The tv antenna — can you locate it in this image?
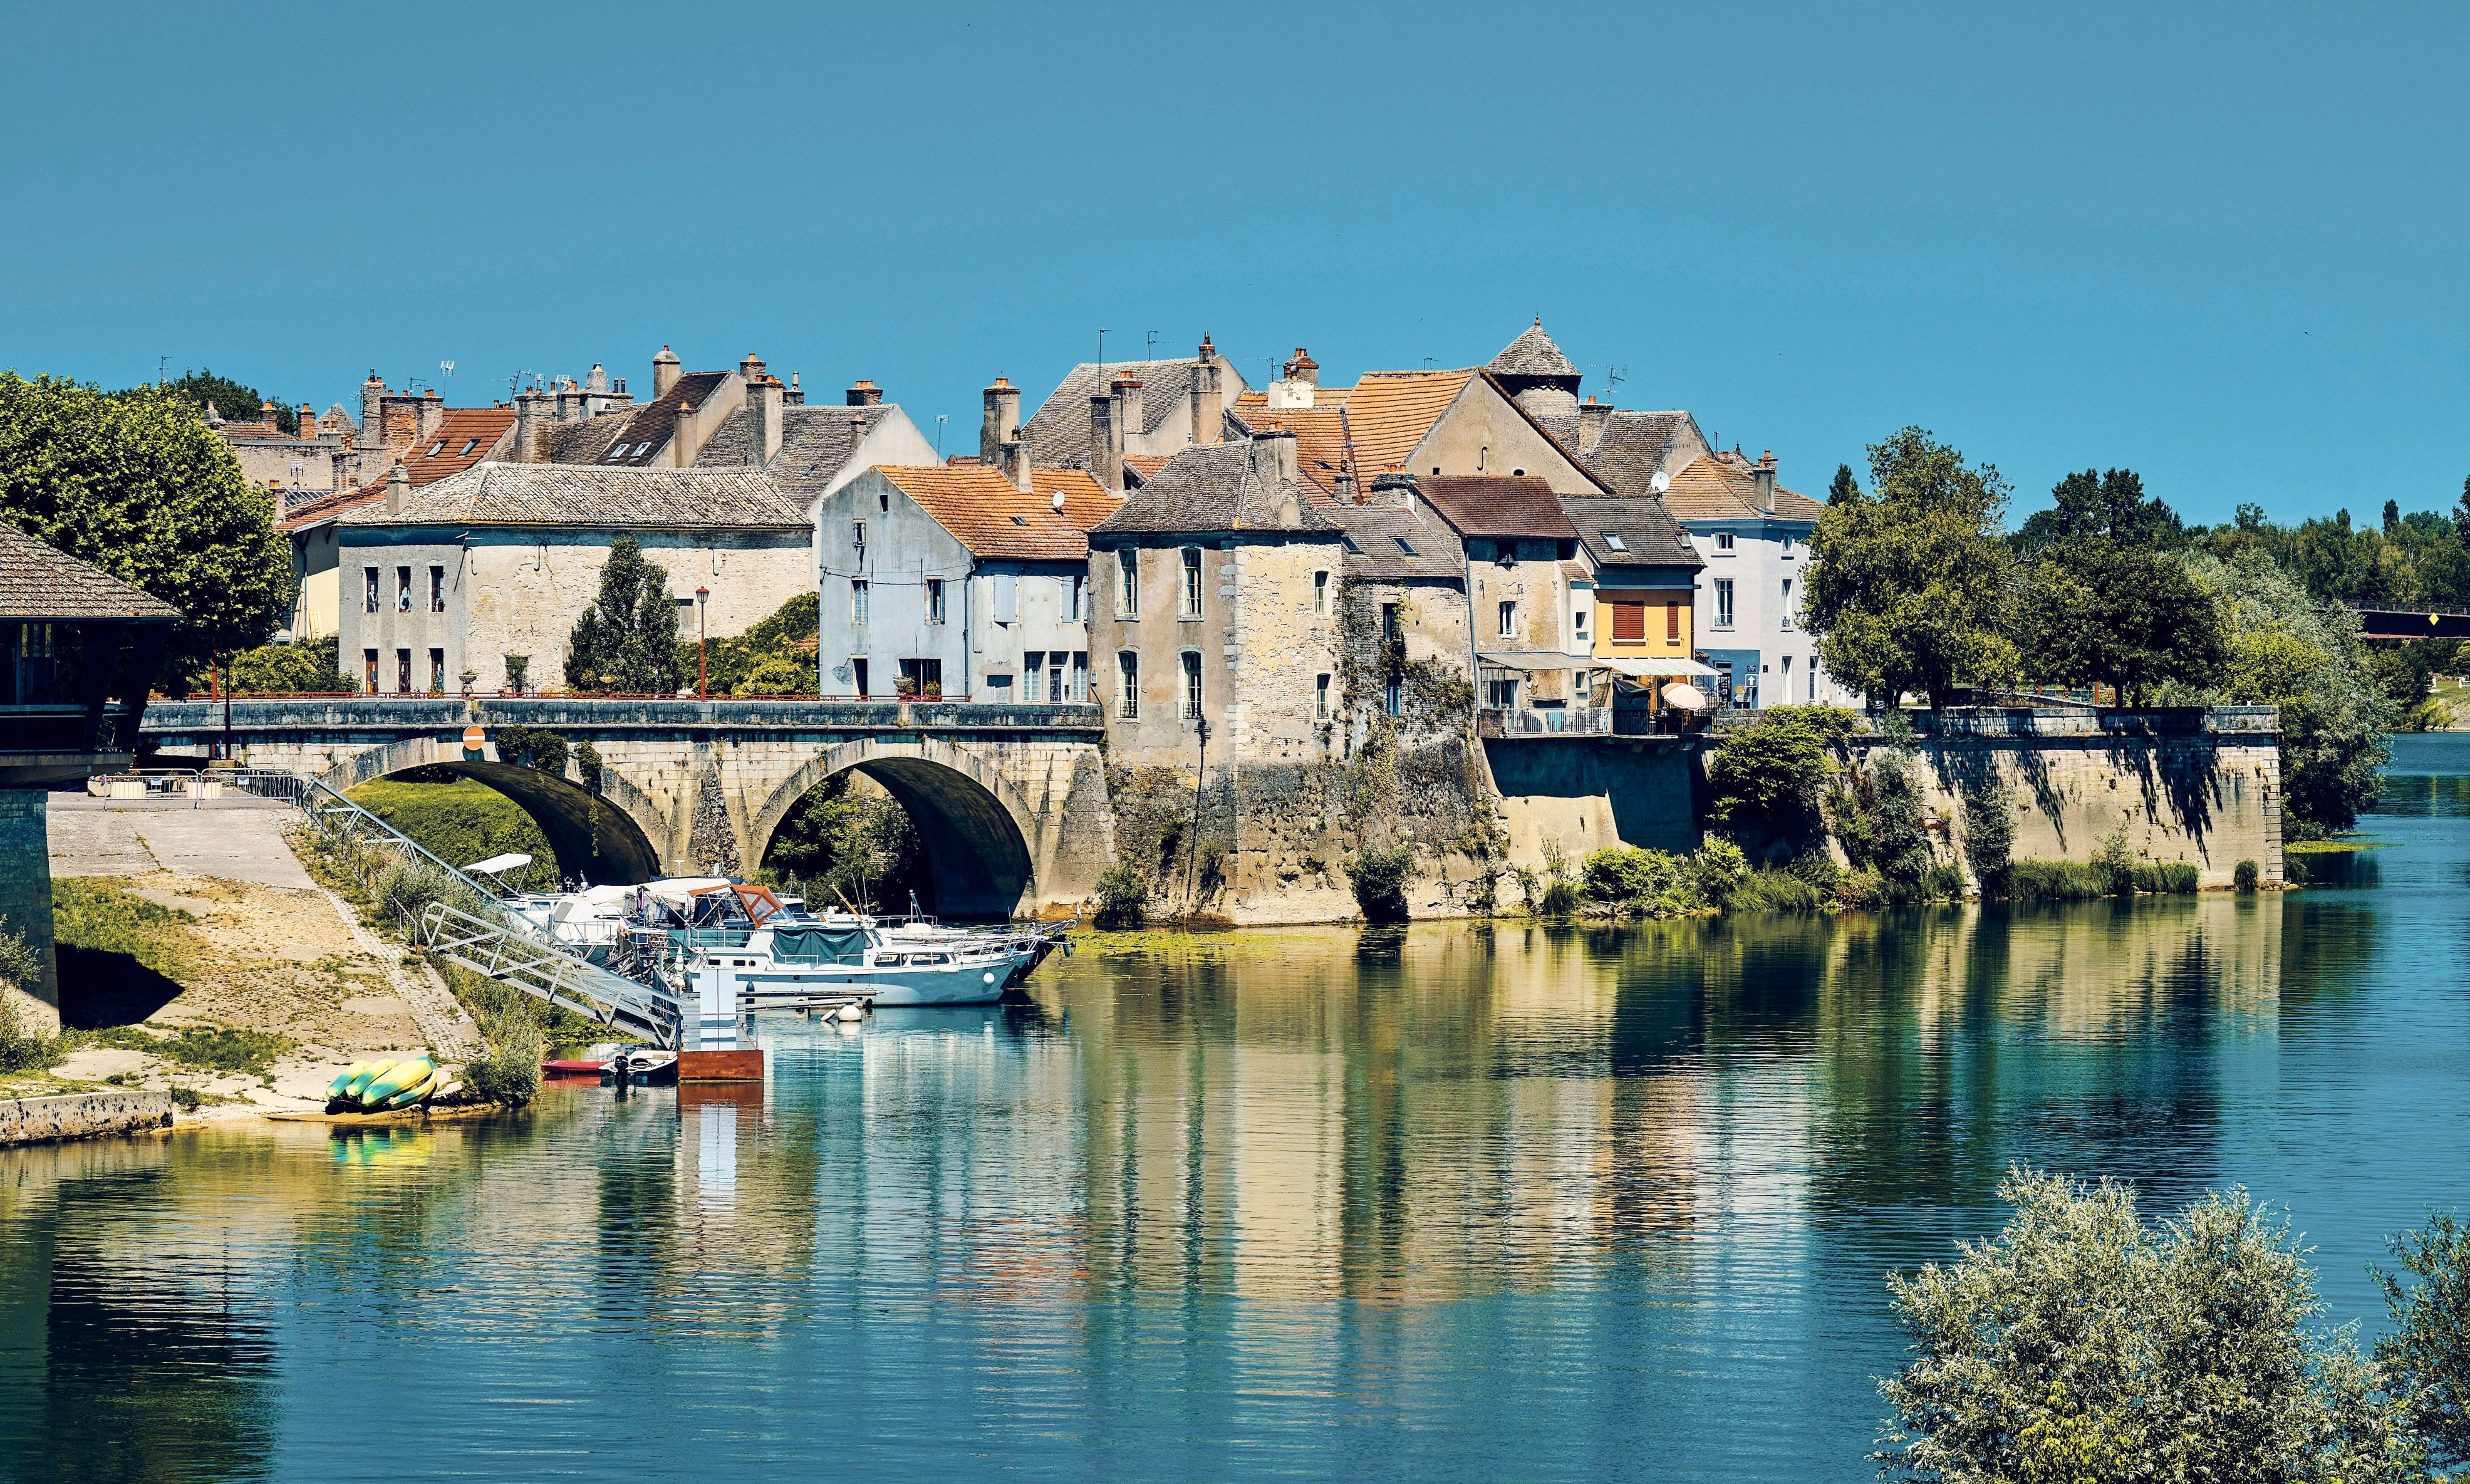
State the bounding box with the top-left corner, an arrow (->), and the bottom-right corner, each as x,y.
507,370 -> 533,402
934,413 -> 948,457
1145,329 -> 1159,362
440,360 -> 455,387
1592,363 -> 1627,402
1097,328 -> 1109,365
157,355 -> 169,385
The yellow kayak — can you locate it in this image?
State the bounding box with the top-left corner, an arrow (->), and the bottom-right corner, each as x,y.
361,1057 -> 435,1107
326,1061 -> 373,1101
343,1060 -> 397,1103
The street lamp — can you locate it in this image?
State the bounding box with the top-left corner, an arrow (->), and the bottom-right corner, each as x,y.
695,586 -> 710,698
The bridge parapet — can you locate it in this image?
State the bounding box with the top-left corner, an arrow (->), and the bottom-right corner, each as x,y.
141,697 -> 1106,735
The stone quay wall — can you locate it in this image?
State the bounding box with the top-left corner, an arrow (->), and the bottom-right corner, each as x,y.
0,1091 -> 175,1147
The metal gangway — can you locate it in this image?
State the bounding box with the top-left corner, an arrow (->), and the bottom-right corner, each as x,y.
225,769 -> 687,1047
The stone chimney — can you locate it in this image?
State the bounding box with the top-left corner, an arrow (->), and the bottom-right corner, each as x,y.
514,388 -> 550,463
361,371 -> 386,441
586,363 -> 609,393
739,353 -> 767,385
1249,428 -> 1299,490
672,394 -> 701,469
785,371 -> 803,407
385,462 -> 410,516
980,376 -> 1020,463
1373,470 -> 1416,512
999,434 -> 1034,493
1267,346 -> 1317,410
417,390 -> 446,446
1110,376 -> 1143,457
1087,393 -> 1122,491
846,379 -> 882,408
1752,450 -> 1776,513
1188,336 -> 1222,445
1578,395 -> 1612,449
652,345 -> 682,399
750,375 -> 786,465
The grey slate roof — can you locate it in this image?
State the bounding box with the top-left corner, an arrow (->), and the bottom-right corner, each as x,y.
593,371 -> 729,467
1021,358 -> 1218,466
1335,501 -> 1463,580
695,403 -> 890,507
1415,475 -> 1580,540
0,519 -> 181,620
540,410 -> 632,464
1533,409 -> 1706,496
1559,496 -> 1703,576
336,462 -> 806,529
1486,320 -> 1580,381
1089,441 -> 1342,536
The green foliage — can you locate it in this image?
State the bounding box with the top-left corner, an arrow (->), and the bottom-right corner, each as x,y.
1959,776 -> 2017,893
1805,427 -> 2018,708
681,593 -> 819,697
2016,538 -> 2229,705
1537,878 -> 1581,916
347,779 -> 561,883
492,724 -> 570,776
2175,550 -> 2395,836
2195,496 -> 2470,610
734,654 -> 811,697
2235,858 -> 2261,892
564,536 -> 686,693
1879,1168 -> 2414,1484
2005,859 -> 2111,901
573,740 -> 604,792
462,1008 -> 543,1108
1343,841 -> 1416,923
2012,467 -> 2186,558
135,1023 -> 292,1075
1728,866 -> 1825,913
1583,845 -> 1691,905
0,986 -> 65,1073
759,772 -> 922,913
1094,862 -> 1149,928
229,636 -> 351,694
51,878 -> 197,982
371,856 -> 469,928
1704,705 -> 1857,839
150,367 -> 293,432
2377,1211 -> 2470,1470
0,372 -> 291,691
2403,695 -> 2454,733
1834,869 -> 1884,909
502,654 -> 530,693
1688,838 -> 1751,905
1828,745 -> 1932,889
1827,462 -> 1859,506
1921,862 -> 1968,901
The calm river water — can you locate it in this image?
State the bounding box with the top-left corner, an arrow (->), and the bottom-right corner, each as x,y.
8,736 -> 2470,1481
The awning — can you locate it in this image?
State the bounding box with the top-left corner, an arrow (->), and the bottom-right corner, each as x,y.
1601,657 -> 1720,679
1475,651 -> 1598,672
464,853 -> 533,876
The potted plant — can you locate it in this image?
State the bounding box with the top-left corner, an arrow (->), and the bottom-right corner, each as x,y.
895,675 -> 919,700
458,668 -> 479,697
923,680 -> 942,700
503,655 -> 529,695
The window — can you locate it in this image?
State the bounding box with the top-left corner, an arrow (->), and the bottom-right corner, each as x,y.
1386,677 -> 1403,715
1715,532 -> 1736,553
1780,578 -> 1794,630
1394,536 -> 1417,556
1495,541 -> 1515,569
851,579 -> 869,625
1486,676 -> 1518,709
851,519 -> 866,569
363,568 -> 379,614
633,442 -> 651,458
1781,655 -> 1793,685
926,578 -> 946,624
1381,603 -> 1400,639
1602,531 -> 1628,553
1809,662 -> 1819,702
1498,600 -> 1517,638
428,565 -> 445,613
363,648 -> 378,692
1047,655 -> 1066,703
605,444 -> 628,462
395,648 -> 412,693
1071,651 -> 1089,702
1780,535 -> 1797,558
1067,574 -> 1086,623
1340,535 -> 1362,554
1313,570 -> 1330,614
878,492 -> 890,512
1179,548 -> 1202,617
676,595 -> 695,633
428,648 -> 446,693
1315,672 -> 1332,719
1118,652 -> 1139,719
395,566 -> 412,613
986,672 -> 1013,697
1612,601 -> 1646,641
1009,515 -> 1028,527
898,657 -> 942,697
1024,651 -> 1045,697
457,438 -> 477,457
1179,651 -> 1202,720
992,572 -> 1017,623
1714,578 -> 1735,629
427,440 -> 445,457
851,657 -> 869,697
1572,606 -> 1590,640
1667,601 -> 1681,640
1118,553 -> 1139,615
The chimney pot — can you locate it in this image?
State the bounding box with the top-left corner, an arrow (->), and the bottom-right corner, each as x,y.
981,376 -> 1022,463
846,379 -> 882,408
652,345 -> 682,399
999,435 -> 1034,492
1087,393 -> 1121,492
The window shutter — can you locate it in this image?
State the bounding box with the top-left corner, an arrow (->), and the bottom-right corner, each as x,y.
1612,602 -> 1646,641
992,573 -> 1017,623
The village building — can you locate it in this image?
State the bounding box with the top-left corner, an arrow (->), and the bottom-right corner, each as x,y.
1406,474 -> 1599,734
331,463 -> 810,695
1560,494 -> 1710,725
813,460 -> 1113,702
1017,336 -> 1252,485
1658,449 -> 1844,708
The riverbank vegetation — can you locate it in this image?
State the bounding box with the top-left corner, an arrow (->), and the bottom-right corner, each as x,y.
346,777 -> 561,885
1881,1167 -> 2470,1482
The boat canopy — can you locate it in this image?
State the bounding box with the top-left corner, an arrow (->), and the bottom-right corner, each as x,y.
767,925 -> 871,966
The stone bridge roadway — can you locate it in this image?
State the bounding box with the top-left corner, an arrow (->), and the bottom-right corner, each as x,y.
140,698 -> 1115,920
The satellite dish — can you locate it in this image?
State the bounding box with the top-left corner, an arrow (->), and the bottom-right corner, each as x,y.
1651,470 -> 1671,494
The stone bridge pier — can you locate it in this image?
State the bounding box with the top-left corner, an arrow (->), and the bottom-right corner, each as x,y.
140,699 -> 1116,920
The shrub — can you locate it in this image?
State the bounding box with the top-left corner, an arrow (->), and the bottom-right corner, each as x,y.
1704,705 -> 1859,838
1923,862 -> 1968,901
1344,843 -> 1416,923
373,857 -> 463,928
462,1009 -> 543,1108
1688,838 -> 1751,906
2127,861 -> 2199,895
1731,867 -> 1824,913
1835,869 -> 1884,909
734,654 -> 811,697
494,724 -> 571,776
2092,821 -> 2139,896
2234,859 -> 2260,892
2377,1211 -> 2470,1471
1960,776 -> 2017,895
1830,745 -> 1931,889
1538,879 -> 1582,916
1093,862 -> 1148,928
502,654 -> 529,693
1785,851 -> 1844,895
0,991 -> 63,1074
1582,846 -> 1686,904
2006,859 -> 2109,901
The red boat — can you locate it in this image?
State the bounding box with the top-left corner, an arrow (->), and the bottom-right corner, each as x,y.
541,1059 -> 608,1080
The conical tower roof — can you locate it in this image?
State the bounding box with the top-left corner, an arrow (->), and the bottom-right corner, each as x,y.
1486,317 -> 1579,380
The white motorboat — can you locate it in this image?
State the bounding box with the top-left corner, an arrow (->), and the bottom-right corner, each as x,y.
673,886 -> 1066,1009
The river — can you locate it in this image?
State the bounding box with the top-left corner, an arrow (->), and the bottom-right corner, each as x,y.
6,734 -> 2470,1481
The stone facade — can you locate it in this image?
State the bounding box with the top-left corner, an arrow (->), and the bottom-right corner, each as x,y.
0,790 -> 58,1029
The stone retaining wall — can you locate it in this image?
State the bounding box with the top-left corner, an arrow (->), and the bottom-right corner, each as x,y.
0,1091 -> 175,1146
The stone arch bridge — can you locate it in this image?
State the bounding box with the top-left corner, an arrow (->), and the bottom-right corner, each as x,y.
139,698 -> 1115,920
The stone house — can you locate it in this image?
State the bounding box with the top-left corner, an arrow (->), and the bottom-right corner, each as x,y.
333,464 -> 810,695
815,462 -> 1114,702
1659,450 -> 1846,708
1018,336 -> 1253,485
1331,475 -> 1472,742
1409,474 -> 1597,734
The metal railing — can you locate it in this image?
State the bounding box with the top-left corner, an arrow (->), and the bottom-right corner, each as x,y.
1476,705 -> 1613,737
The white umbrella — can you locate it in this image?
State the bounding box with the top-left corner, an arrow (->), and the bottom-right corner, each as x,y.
1661,682 -> 1709,710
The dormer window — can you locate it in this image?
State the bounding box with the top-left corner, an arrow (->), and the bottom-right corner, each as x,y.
1603,532 -> 1628,552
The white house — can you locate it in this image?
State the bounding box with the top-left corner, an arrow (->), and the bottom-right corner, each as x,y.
1658,450 -> 1850,708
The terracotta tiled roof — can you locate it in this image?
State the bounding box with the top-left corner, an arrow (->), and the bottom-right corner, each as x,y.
0,519 -> 181,621
1658,452 -> 1821,522
397,407 -> 517,485
1225,405 -> 1350,503
1334,370 -> 1474,472
1123,453 -> 1170,480
874,465 -> 1096,562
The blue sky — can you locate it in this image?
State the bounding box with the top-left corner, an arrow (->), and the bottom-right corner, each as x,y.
4,2 -> 2465,528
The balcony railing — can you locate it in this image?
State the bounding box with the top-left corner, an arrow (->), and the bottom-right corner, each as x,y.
1476,705 -> 1611,737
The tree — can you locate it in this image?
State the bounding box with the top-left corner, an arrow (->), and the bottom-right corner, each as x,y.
2378,1212 -> 2470,1471
1879,1168 -> 2416,1484
0,373 -> 290,692
228,637 -> 351,694
2174,549 -> 2395,836
2016,539 -> 2229,704
1959,775 -> 2016,893
2454,477 -> 2470,549
1827,462 -> 1859,506
2015,467 -> 2185,558
1703,704 -> 1858,843
1804,427 -> 2018,709
564,536 -> 686,693
150,368 -> 294,433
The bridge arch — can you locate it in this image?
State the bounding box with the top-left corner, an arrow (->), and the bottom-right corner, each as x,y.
321,739 -> 665,885
747,736 -> 1040,920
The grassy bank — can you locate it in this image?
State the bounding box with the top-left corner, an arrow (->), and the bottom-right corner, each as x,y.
345,778 -> 561,886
